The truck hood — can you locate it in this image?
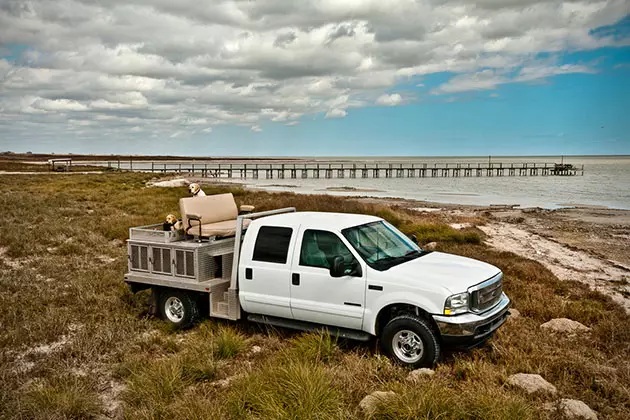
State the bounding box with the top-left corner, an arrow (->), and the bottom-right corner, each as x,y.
383,251 -> 501,294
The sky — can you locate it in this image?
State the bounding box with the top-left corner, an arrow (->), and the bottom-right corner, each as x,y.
0,0 -> 629,157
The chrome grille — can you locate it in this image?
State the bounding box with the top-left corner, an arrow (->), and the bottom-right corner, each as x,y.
470,274 -> 503,313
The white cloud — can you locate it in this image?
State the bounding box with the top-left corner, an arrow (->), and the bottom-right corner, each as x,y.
0,0 -> 627,144
251,125 -> 262,132
34,98 -> 88,112
376,93 -> 403,106
325,108 -> 347,118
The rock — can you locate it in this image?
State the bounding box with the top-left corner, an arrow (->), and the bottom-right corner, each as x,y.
86,209 -> 94,214
423,242 -> 437,250
406,368 -> 435,382
110,239 -> 124,247
211,374 -> 244,388
358,391 -> 397,415
557,399 -> 598,420
148,178 -> 190,188
249,345 -> 262,356
540,318 -> 590,333
506,373 -> 557,395
449,223 -> 472,230
508,308 -> 521,320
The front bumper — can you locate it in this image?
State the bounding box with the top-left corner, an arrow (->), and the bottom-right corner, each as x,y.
432,293 -> 510,347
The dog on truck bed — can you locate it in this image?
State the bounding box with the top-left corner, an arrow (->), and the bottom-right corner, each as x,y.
188,183 -> 206,197
163,214 -> 183,231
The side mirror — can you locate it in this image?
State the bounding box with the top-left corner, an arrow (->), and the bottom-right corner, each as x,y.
330,257 -> 362,278
330,256 -> 345,278
408,234 -> 419,244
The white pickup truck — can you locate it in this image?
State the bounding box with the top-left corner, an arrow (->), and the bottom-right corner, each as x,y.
125,204 -> 510,367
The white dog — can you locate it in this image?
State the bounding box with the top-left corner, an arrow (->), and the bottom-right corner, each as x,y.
188,183 -> 206,197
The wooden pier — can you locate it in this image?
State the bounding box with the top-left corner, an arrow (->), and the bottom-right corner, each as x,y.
101,160 -> 584,179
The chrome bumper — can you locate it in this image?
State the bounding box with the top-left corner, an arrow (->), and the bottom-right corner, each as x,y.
433,293 -> 510,338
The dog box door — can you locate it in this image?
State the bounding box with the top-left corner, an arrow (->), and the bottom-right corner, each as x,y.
129,243 -> 149,272
151,247 -> 172,275
174,249 -> 195,278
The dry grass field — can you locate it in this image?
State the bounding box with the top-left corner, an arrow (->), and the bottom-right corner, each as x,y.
0,171 -> 628,419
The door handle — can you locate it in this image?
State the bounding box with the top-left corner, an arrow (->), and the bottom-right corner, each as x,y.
245,268 -> 253,280
292,273 -> 300,286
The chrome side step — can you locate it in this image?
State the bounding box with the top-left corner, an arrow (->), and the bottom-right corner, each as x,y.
247,314 -> 372,342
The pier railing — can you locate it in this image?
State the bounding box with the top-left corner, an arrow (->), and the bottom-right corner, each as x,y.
95,161 -> 584,179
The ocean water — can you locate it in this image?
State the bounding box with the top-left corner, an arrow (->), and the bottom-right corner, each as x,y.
233,156 -> 630,210
91,156 -> 630,210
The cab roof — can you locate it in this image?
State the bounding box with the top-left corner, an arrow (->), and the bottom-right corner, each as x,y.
250,211 -> 382,232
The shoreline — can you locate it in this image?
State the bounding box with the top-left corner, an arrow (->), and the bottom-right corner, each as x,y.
211,177 -> 630,211
179,176 -> 630,310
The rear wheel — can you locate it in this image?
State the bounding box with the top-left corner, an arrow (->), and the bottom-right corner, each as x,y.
158,289 -> 199,329
381,314 -> 440,368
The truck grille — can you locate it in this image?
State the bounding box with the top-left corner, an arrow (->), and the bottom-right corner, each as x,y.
470,274 -> 503,313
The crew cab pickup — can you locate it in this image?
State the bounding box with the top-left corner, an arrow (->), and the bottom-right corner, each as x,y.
125,205 -> 510,367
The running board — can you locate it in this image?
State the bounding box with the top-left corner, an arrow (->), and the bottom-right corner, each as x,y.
247,314 -> 371,342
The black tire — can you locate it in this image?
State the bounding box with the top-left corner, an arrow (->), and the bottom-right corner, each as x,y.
380,314 -> 441,368
158,289 -> 199,329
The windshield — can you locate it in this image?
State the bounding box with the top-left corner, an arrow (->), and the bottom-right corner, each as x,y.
342,221 -> 430,270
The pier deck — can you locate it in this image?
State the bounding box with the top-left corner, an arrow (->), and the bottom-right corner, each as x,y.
99,161 -> 584,179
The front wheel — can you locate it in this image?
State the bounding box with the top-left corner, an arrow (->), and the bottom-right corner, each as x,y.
158,289 -> 199,329
381,314 -> 441,368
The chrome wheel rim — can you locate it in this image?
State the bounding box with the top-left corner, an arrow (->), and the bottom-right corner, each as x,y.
165,297 -> 184,323
392,330 -> 424,363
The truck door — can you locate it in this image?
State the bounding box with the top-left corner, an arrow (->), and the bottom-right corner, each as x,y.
238,225 -> 296,319
290,228 -> 366,330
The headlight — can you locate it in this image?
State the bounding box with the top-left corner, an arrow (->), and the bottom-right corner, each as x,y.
444,292 -> 469,315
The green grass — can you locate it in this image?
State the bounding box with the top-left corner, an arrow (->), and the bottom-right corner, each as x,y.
0,171 -> 628,419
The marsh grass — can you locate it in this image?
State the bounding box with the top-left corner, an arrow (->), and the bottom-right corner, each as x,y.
228,357 -> 347,420
288,330 -> 340,363
213,326 -> 249,359
17,375 -> 103,420
1,171 -> 629,419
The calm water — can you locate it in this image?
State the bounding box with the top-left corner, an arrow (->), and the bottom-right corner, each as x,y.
91,156 -> 630,210
236,156 -> 630,210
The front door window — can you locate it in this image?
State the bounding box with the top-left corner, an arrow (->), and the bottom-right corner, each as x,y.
300,229 -> 357,275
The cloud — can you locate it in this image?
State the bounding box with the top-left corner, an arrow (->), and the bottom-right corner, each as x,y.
433,62 -> 598,93
0,0 -> 628,144
250,125 -> 262,132
376,93 -> 403,106
325,108 -> 347,118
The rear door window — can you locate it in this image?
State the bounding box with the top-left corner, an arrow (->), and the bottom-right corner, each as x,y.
253,226 -> 293,264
